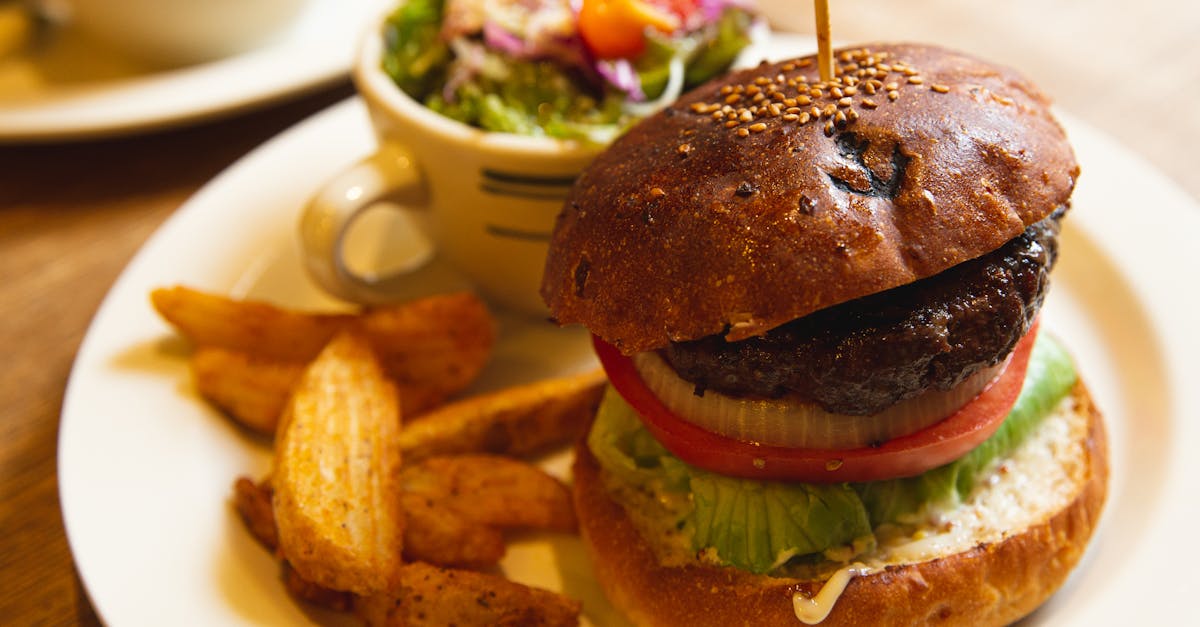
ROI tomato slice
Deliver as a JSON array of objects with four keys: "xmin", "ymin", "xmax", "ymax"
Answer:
[
  {"xmin": 594, "ymin": 323, "xmax": 1038, "ymax": 483},
  {"xmin": 578, "ymin": 0, "xmax": 680, "ymax": 59}
]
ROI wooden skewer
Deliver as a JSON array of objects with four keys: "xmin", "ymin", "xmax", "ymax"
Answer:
[{"xmin": 814, "ymin": 0, "xmax": 833, "ymax": 82}]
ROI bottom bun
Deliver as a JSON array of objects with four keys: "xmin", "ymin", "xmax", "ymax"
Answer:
[{"xmin": 573, "ymin": 381, "xmax": 1108, "ymax": 627}]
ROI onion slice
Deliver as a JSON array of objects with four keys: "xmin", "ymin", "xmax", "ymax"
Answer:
[{"xmin": 631, "ymin": 352, "xmax": 1006, "ymax": 450}]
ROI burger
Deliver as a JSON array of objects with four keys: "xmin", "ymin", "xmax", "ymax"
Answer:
[{"xmin": 540, "ymin": 44, "xmax": 1107, "ymax": 626}]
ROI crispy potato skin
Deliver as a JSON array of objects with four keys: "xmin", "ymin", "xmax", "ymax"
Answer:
[
  {"xmin": 272, "ymin": 331, "xmax": 405, "ymax": 596},
  {"xmin": 402, "ymin": 455, "xmax": 576, "ymax": 532},
  {"xmin": 399, "ymin": 369, "xmax": 606, "ymax": 463},
  {"xmin": 355, "ymin": 562, "xmax": 581, "ymax": 627}
]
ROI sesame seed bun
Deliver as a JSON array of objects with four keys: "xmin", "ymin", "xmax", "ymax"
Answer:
[
  {"xmin": 541, "ymin": 43, "xmax": 1079, "ymax": 354},
  {"xmin": 572, "ymin": 381, "xmax": 1108, "ymax": 627}
]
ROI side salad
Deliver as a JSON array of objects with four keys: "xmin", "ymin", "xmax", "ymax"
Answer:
[{"xmin": 382, "ymin": 0, "xmax": 759, "ymax": 143}]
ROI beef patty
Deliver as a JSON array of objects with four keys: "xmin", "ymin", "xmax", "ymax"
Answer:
[{"xmin": 661, "ymin": 208, "xmax": 1065, "ymax": 415}]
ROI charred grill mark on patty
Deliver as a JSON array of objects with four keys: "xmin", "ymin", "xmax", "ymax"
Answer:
[{"xmin": 661, "ymin": 209, "xmax": 1065, "ymax": 415}]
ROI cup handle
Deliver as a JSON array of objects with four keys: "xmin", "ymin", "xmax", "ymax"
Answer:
[{"xmin": 299, "ymin": 140, "xmax": 436, "ymax": 303}]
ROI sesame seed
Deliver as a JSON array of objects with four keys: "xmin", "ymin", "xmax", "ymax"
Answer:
[
  {"xmin": 907, "ymin": 76, "xmax": 925, "ymax": 85},
  {"xmin": 720, "ymin": 85, "xmax": 733, "ymax": 95},
  {"xmin": 861, "ymin": 98, "xmax": 878, "ymax": 109},
  {"xmin": 724, "ymin": 120, "xmax": 740, "ymax": 128},
  {"xmin": 650, "ymin": 187, "xmax": 666, "ymax": 197},
  {"xmin": 846, "ymin": 108, "xmax": 859, "ymax": 122},
  {"xmin": 888, "ymin": 90, "xmax": 900, "ymax": 101},
  {"xmin": 931, "ymin": 83, "xmax": 950, "ymax": 93},
  {"xmin": 993, "ymin": 94, "xmax": 1014, "ymax": 106},
  {"xmin": 739, "ymin": 110, "xmax": 753, "ymax": 122},
  {"xmin": 831, "ymin": 86, "xmax": 844, "ymax": 98},
  {"xmin": 822, "ymin": 104, "xmax": 837, "ymax": 117},
  {"xmin": 725, "ymin": 93, "xmax": 741, "ymax": 104},
  {"xmin": 711, "ymin": 111, "xmax": 723, "ymax": 119},
  {"xmin": 796, "ymin": 95, "xmax": 813, "ymax": 106},
  {"xmin": 885, "ymin": 82, "xmax": 899, "ymax": 91},
  {"xmin": 863, "ymin": 82, "xmax": 877, "ymax": 95},
  {"xmin": 782, "ymin": 63, "xmax": 795, "ymax": 71},
  {"xmin": 754, "ymin": 76, "xmax": 770, "ymax": 86},
  {"xmin": 824, "ymin": 121, "xmax": 835, "ymax": 136},
  {"xmin": 768, "ymin": 103, "xmax": 782, "ymax": 116},
  {"xmin": 825, "ymin": 459, "xmax": 843, "ymax": 471},
  {"xmin": 799, "ymin": 112, "xmax": 811, "ymax": 124},
  {"xmin": 810, "ymin": 105, "xmax": 822, "ymax": 118},
  {"xmin": 677, "ymin": 144, "xmax": 691, "ymax": 155},
  {"xmin": 838, "ymin": 97, "xmax": 854, "ymax": 107},
  {"xmin": 783, "ymin": 113, "xmax": 799, "ymax": 121},
  {"xmin": 903, "ymin": 67, "xmax": 919, "ymax": 76},
  {"xmin": 690, "ymin": 102, "xmax": 707, "ymax": 113},
  {"xmin": 736, "ymin": 128, "xmax": 750, "ymax": 137},
  {"xmin": 834, "ymin": 110, "xmax": 847, "ymax": 128},
  {"xmin": 749, "ymin": 122, "xmax": 767, "ymax": 132},
  {"xmin": 844, "ymin": 85, "xmax": 858, "ymax": 95},
  {"xmin": 877, "ymin": 63, "xmax": 892, "ymax": 73}
]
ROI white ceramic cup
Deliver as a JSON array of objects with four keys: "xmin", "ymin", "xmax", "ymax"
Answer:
[
  {"xmin": 299, "ymin": 6, "xmax": 603, "ymax": 316},
  {"xmin": 52, "ymin": 0, "xmax": 308, "ymax": 66}
]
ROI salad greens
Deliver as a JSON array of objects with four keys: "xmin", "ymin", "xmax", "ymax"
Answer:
[
  {"xmin": 381, "ymin": 0, "xmax": 757, "ymax": 143},
  {"xmin": 588, "ymin": 334, "xmax": 1079, "ymax": 574}
]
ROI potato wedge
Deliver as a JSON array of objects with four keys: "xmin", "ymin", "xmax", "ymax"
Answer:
[
  {"xmin": 281, "ymin": 561, "xmax": 353, "ymax": 611},
  {"xmin": 151, "ymin": 286, "xmax": 350, "ymax": 360},
  {"xmin": 401, "ymin": 492, "xmax": 506, "ymax": 568},
  {"xmin": 402, "ymin": 455, "xmax": 576, "ymax": 532},
  {"xmin": 232, "ymin": 476, "xmax": 278, "ymax": 552},
  {"xmin": 194, "ymin": 350, "xmax": 305, "ymax": 436},
  {"xmin": 272, "ymin": 331, "xmax": 404, "ymax": 595},
  {"xmin": 355, "ymin": 561, "xmax": 581, "ymax": 627},
  {"xmin": 399, "ymin": 369, "xmax": 606, "ymax": 463},
  {"xmin": 158, "ymin": 287, "xmax": 496, "ymax": 431},
  {"xmin": 353, "ymin": 292, "xmax": 496, "ymax": 412},
  {"xmin": 192, "ymin": 345, "xmax": 460, "ymax": 436}
]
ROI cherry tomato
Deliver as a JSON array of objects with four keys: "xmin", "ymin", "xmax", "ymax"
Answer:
[
  {"xmin": 593, "ymin": 323, "xmax": 1038, "ymax": 483},
  {"xmin": 578, "ymin": 0, "xmax": 680, "ymax": 59}
]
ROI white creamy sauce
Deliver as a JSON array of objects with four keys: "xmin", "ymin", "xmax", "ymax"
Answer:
[
  {"xmin": 791, "ymin": 563, "xmax": 869, "ymax": 624},
  {"xmin": 874, "ymin": 395, "xmax": 1085, "ymax": 564}
]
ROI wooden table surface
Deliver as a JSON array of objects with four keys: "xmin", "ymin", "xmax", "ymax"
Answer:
[{"xmin": 1, "ymin": 1, "xmax": 1196, "ymax": 624}]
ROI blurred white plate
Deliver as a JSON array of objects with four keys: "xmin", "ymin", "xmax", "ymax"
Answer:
[
  {"xmin": 0, "ymin": 0, "xmax": 375, "ymax": 142},
  {"xmin": 59, "ymin": 35, "xmax": 1200, "ymax": 626}
]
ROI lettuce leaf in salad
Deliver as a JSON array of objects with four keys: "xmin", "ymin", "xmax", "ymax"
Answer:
[{"xmin": 382, "ymin": 0, "xmax": 451, "ymax": 100}]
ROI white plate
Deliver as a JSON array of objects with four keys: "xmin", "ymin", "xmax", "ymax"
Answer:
[
  {"xmin": 59, "ymin": 36, "xmax": 1200, "ymax": 626},
  {"xmin": 0, "ymin": 0, "xmax": 375, "ymax": 142}
]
